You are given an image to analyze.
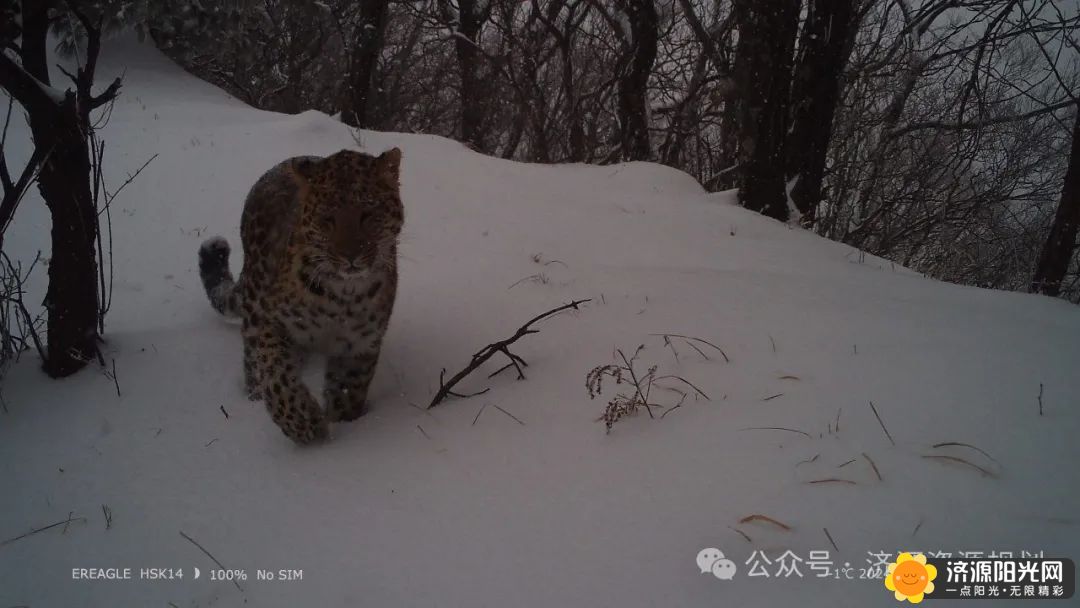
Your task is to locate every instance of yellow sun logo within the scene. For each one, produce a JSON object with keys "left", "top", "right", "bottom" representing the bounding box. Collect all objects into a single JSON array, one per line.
[{"left": 885, "top": 553, "right": 937, "bottom": 603}]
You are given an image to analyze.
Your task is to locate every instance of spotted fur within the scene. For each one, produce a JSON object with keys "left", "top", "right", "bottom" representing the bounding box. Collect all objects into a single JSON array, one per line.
[{"left": 199, "top": 148, "right": 403, "bottom": 444}]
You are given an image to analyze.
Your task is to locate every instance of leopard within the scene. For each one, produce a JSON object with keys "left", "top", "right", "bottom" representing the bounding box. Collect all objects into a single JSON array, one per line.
[{"left": 198, "top": 148, "right": 403, "bottom": 444}]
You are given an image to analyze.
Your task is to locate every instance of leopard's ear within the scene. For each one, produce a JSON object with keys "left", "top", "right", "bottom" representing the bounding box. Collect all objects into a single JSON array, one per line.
[
  {"left": 376, "top": 148, "right": 402, "bottom": 181},
  {"left": 292, "top": 157, "right": 321, "bottom": 181}
]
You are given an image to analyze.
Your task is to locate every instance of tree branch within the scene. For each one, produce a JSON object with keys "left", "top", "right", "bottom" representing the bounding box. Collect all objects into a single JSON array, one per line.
[
  {"left": 90, "top": 77, "right": 123, "bottom": 109},
  {"left": 428, "top": 299, "right": 590, "bottom": 408},
  {"left": 0, "top": 145, "right": 49, "bottom": 244},
  {"left": 0, "top": 52, "right": 62, "bottom": 111},
  {"left": 887, "top": 98, "right": 1077, "bottom": 140}
]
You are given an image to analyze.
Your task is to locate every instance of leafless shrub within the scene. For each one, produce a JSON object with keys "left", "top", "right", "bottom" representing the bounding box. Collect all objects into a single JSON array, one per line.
[
  {"left": 586, "top": 344, "right": 707, "bottom": 433},
  {"left": 0, "top": 251, "right": 45, "bottom": 397}
]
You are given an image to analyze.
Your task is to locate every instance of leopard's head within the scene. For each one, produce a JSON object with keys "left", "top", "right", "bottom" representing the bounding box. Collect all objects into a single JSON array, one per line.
[{"left": 292, "top": 148, "right": 403, "bottom": 282}]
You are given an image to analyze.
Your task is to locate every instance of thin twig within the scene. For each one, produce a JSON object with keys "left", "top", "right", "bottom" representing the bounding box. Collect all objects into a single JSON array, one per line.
[
  {"left": 109, "top": 358, "right": 120, "bottom": 397},
  {"left": 742, "top": 426, "right": 811, "bottom": 438},
  {"left": 807, "top": 478, "right": 857, "bottom": 485},
  {"left": 728, "top": 526, "right": 752, "bottom": 543},
  {"left": 1, "top": 516, "right": 87, "bottom": 547},
  {"left": 761, "top": 393, "right": 785, "bottom": 401},
  {"left": 823, "top": 527, "right": 840, "bottom": 552},
  {"left": 490, "top": 403, "right": 525, "bottom": 425},
  {"left": 416, "top": 425, "right": 432, "bottom": 440},
  {"left": 219, "top": 405, "right": 229, "bottom": 419},
  {"left": 179, "top": 530, "right": 243, "bottom": 592},
  {"left": 103, "top": 153, "right": 158, "bottom": 212},
  {"left": 1038, "top": 383, "right": 1044, "bottom": 416},
  {"left": 471, "top": 402, "right": 489, "bottom": 426},
  {"left": 911, "top": 519, "right": 924, "bottom": 537},
  {"left": 868, "top": 400, "right": 895, "bottom": 445},
  {"left": 862, "top": 452, "right": 883, "bottom": 481}
]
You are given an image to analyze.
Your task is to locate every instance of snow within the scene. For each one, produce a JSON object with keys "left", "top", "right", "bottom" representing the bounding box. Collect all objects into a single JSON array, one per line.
[
  {"left": 2, "top": 48, "right": 70, "bottom": 105},
  {"left": 2, "top": 35, "right": 1079, "bottom": 607}
]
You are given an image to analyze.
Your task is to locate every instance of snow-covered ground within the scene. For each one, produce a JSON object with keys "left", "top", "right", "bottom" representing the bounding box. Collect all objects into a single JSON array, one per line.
[{"left": 2, "top": 37, "right": 1078, "bottom": 607}]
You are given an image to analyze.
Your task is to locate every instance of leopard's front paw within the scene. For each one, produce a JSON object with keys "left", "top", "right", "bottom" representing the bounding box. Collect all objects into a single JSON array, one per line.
[
  {"left": 280, "top": 413, "right": 329, "bottom": 445},
  {"left": 271, "top": 396, "right": 329, "bottom": 445},
  {"left": 325, "top": 388, "right": 367, "bottom": 422}
]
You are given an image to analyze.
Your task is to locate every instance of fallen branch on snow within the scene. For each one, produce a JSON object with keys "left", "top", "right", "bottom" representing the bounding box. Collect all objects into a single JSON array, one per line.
[{"left": 427, "top": 299, "right": 590, "bottom": 409}]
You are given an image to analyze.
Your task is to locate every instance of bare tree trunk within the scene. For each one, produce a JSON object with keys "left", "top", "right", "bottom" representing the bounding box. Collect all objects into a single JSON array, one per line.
[
  {"left": 786, "top": 0, "right": 857, "bottom": 221},
  {"left": 1031, "top": 111, "right": 1080, "bottom": 297},
  {"left": 616, "top": 0, "right": 658, "bottom": 161},
  {"left": 0, "top": 1, "right": 120, "bottom": 377},
  {"left": 535, "top": 0, "right": 586, "bottom": 161},
  {"left": 342, "top": 0, "right": 390, "bottom": 128},
  {"left": 32, "top": 115, "right": 100, "bottom": 377},
  {"left": 443, "top": 0, "right": 491, "bottom": 152},
  {"left": 732, "top": 0, "right": 799, "bottom": 221}
]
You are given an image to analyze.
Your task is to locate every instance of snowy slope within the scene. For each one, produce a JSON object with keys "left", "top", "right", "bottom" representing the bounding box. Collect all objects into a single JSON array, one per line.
[{"left": 1, "top": 37, "right": 1078, "bottom": 608}]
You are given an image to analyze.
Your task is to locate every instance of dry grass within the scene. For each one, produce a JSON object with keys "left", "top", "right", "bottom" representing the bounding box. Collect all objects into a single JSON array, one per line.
[
  {"left": 507, "top": 273, "right": 550, "bottom": 289},
  {"left": 931, "top": 441, "right": 999, "bottom": 465},
  {"left": 728, "top": 526, "right": 753, "bottom": 543},
  {"left": 868, "top": 400, "right": 896, "bottom": 445},
  {"left": 742, "top": 426, "right": 811, "bottom": 438},
  {"left": 587, "top": 344, "right": 708, "bottom": 433},
  {"left": 862, "top": 452, "right": 883, "bottom": 481},
  {"left": 649, "top": 333, "right": 729, "bottom": 363},
  {"left": 739, "top": 514, "right": 792, "bottom": 531},
  {"left": 807, "top": 478, "right": 857, "bottom": 485},
  {"left": 921, "top": 454, "right": 997, "bottom": 478},
  {"left": 823, "top": 527, "right": 840, "bottom": 551}
]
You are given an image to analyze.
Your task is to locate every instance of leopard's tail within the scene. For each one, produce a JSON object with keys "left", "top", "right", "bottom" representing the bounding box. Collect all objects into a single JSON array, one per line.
[{"left": 199, "top": 236, "right": 242, "bottom": 318}]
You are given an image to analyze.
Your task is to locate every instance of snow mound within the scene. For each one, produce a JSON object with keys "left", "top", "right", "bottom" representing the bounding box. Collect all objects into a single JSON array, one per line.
[{"left": 1, "top": 35, "right": 1078, "bottom": 608}]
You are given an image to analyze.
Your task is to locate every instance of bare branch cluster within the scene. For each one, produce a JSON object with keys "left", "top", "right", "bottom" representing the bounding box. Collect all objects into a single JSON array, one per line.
[{"left": 428, "top": 298, "right": 590, "bottom": 409}]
